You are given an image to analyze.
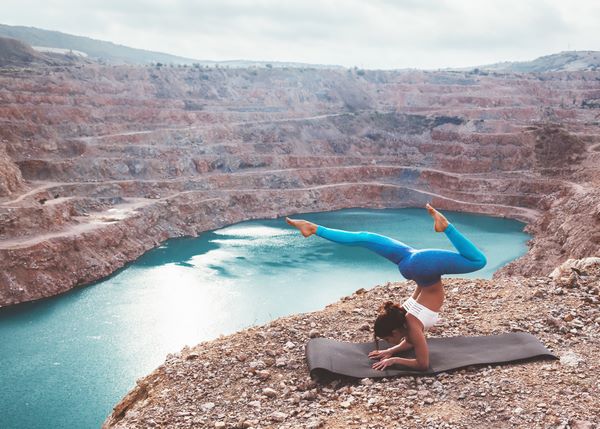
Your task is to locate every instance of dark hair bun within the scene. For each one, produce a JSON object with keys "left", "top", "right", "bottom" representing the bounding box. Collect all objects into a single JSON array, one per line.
[
  {"left": 381, "top": 301, "right": 402, "bottom": 314},
  {"left": 374, "top": 301, "right": 408, "bottom": 338}
]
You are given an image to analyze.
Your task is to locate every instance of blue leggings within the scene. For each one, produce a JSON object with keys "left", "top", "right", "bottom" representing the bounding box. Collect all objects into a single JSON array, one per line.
[{"left": 315, "top": 224, "right": 487, "bottom": 287}]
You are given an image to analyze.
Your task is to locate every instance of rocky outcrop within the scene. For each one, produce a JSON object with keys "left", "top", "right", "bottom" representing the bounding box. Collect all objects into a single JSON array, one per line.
[
  {"left": 0, "top": 144, "right": 23, "bottom": 197},
  {"left": 550, "top": 257, "right": 600, "bottom": 280},
  {"left": 500, "top": 186, "right": 600, "bottom": 277},
  {"left": 0, "top": 36, "right": 47, "bottom": 67},
  {"left": 1, "top": 64, "right": 599, "bottom": 306},
  {"left": 103, "top": 259, "right": 600, "bottom": 428}
]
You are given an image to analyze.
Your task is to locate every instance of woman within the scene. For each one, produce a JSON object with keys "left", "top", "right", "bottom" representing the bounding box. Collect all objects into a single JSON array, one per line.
[{"left": 286, "top": 204, "right": 487, "bottom": 371}]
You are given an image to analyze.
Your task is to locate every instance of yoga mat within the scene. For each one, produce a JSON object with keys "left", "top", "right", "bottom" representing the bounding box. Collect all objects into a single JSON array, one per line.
[{"left": 306, "top": 332, "right": 557, "bottom": 379}]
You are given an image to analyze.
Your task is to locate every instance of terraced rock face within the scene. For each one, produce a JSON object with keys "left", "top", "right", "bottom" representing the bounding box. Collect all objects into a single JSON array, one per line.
[
  {"left": 0, "top": 145, "right": 23, "bottom": 196},
  {"left": 0, "top": 65, "right": 599, "bottom": 306}
]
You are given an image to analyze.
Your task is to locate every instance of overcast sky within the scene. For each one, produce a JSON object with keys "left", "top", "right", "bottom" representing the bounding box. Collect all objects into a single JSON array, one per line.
[{"left": 2, "top": 0, "right": 599, "bottom": 69}]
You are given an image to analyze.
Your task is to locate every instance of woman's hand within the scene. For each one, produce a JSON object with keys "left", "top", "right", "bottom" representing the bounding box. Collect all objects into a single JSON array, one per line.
[
  {"left": 368, "top": 348, "right": 393, "bottom": 360},
  {"left": 372, "top": 357, "right": 398, "bottom": 371}
]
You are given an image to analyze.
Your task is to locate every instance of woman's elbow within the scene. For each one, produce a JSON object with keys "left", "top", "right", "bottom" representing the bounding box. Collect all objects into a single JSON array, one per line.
[{"left": 416, "top": 360, "right": 429, "bottom": 371}]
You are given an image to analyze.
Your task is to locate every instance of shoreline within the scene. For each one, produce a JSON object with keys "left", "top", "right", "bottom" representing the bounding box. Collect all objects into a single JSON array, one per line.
[{"left": 0, "top": 185, "right": 539, "bottom": 308}]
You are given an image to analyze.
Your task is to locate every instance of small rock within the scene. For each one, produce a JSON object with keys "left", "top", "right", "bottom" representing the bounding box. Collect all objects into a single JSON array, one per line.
[
  {"left": 340, "top": 401, "right": 351, "bottom": 408},
  {"left": 360, "top": 378, "right": 373, "bottom": 386},
  {"left": 417, "top": 390, "right": 430, "bottom": 398},
  {"left": 249, "top": 360, "right": 266, "bottom": 370},
  {"left": 560, "top": 351, "right": 584, "bottom": 367},
  {"left": 270, "top": 411, "right": 288, "bottom": 422},
  {"left": 306, "top": 418, "right": 324, "bottom": 429},
  {"left": 301, "top": 390, "right": 317, "bottom": 401},
  {"left": 359, "top": 323, "right": 371, "bottom": 331},
  {"left": 309, "top": 329, "right": 320, "bottom": 338},
  {"left": 256, "top": 370, "right": 271, "bottom": 380},
  {"left": 570, "top": 420, "right": 594, "bottom": 429},
  {"left": 214, "top": 422, "right": 226, "bottom": 429},
  {"left": 546, "top": 317, "right": 562, "bottom": 328},
  {"left": 298, "top": 379, "right": 317, "bottom": 391},
  {"left": 284, "top": 341, "right": 296, "bottom": 349},
  {"left": 201, "top": 402, "right": 215, "bottom": 412},
  {"left": 568, "top": 272, "right": 580, "bottom": 286},
  {"left": 262, "top": 387, "right": 277, "bottom": 398},
  {"left": 186, "top": 352, "right": 199, "bottom": 360}
]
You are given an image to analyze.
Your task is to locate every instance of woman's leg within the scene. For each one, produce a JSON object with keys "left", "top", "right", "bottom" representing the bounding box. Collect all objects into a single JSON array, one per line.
[
  {"left": 286, "top": 217, "right": 413, "bottom": 265},
  {"left": 314, "top": 225, "right": 413, "bottom": 265},
  {"left": 403, "top": 205, "right": 487, "bottom": 285},
  {"left": 425, "top": 204, "right": 487, "bottom": 272},
  {"left": 443, "top": 223, "right": 487, "bottom": 268},
  {"left": 408, "top": 223, "right": 487, "bottom": 284}
]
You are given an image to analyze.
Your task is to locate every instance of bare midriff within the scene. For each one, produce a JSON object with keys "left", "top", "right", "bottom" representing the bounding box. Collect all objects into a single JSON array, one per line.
[{"left": 414, "top": 280, "right": 445, "bottom": 312}]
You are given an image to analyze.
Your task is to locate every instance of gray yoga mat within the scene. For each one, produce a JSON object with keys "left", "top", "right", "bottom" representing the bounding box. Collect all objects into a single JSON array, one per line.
[{"left": 306, "top": 332, "right": 556, "bottom": 379}]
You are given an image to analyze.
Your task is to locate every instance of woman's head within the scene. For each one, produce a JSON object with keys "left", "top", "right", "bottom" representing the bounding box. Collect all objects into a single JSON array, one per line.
[{"left": 373, "top": 301, "right": 407, "bottom": 347}]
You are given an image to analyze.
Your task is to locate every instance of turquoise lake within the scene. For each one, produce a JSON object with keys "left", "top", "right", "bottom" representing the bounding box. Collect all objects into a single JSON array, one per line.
[{"left": 0, "top": 208, "right": 530, "bottom": 429}]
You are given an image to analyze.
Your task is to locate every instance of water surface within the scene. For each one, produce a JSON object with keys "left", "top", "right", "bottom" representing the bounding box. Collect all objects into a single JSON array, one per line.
[{"left": 0, "top": 208, "right": 530, "bottom": 429}]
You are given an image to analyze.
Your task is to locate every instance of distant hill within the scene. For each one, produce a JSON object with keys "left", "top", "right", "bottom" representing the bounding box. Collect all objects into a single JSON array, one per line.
[
  {"left": 0, "top": 23, "right": 202, "bottom": 65},
  {"left": 0, "top": 23, "right": 342, "bottom": 68},
  {"left": 0, "top": 37, "right": 40, "bottom": 66},
  {"left": 0, "top": 35, "right": 93, "bottom": 67},
  {"left": 0, "top": 36, "right": 48, "bottom": 67},
  {"left": 464, "top": 51, "right": 600, "bottom": 73},
  {"left": 4, "top": 23, "right": 595, "bottom": 72}
]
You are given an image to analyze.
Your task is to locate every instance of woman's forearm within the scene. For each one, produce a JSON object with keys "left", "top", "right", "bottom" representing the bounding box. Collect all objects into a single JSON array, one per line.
[
  {"left": 388, "top": 339, "right": 413, "bottom": 354},
  {"left": 392, "top": 357, "right": 428, "bottom": 371}
]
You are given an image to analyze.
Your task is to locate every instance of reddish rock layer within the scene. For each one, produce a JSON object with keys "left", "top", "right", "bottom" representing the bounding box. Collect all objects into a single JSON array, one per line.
[
  {"left": 1, "top": 65, "right": 599, "bottom": 306},
  {"left": 0, "top": 144, "right": 23, "bottom": 196}
]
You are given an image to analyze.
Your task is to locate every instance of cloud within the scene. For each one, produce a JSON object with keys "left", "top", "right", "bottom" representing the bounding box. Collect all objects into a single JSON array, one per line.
[{"left": 1, "top": 0, "right": 599, "bottom": 68}]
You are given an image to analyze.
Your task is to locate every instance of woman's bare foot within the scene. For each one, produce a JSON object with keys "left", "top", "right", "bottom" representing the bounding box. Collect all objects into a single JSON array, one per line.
[
  {"left": 426, "top": 203, "right": 449, "bottom": 232},
  {"left": 286, "top": 217, "right": 318, "bottom": 237}
]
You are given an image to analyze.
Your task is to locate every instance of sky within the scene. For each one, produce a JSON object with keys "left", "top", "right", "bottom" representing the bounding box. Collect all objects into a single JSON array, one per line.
[{"left": 2, "top": 0, "right": 599, "bottom": 69}]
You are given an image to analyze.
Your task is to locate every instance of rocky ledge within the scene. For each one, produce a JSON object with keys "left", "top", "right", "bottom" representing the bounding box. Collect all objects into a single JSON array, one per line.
[{"left": 103, "top": 258, "right": 599, "bottom": 429}]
